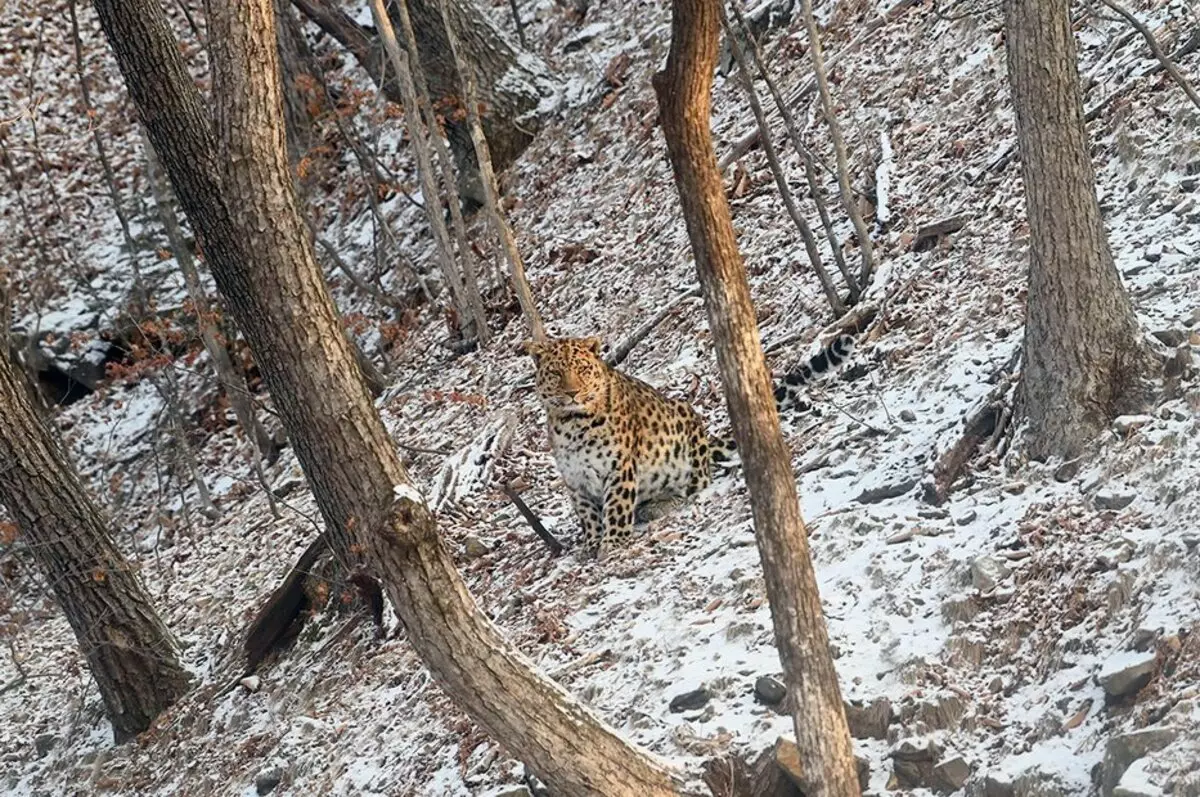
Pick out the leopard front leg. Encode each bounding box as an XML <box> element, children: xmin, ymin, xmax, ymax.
<box><xmin>568</xmin><ymin>489</ymin><xmax>605</xmax><ymax>557</ymax></box>
<box><xmin>600</xmin><ymin>462</ymin><xmax>638</xmax><ymax>556</ymax></box>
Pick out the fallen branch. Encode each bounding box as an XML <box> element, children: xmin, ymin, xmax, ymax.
<box><xmin>502</xmin><ymin>483</ymin><xmax>565</xmax><ymax>555</ymax></box>
<box><xmin>606</xmin><ymin>285</ymin><xmax>702</xmax><ymax>368</ymax></box>
<box><xmin>1097</xmin><ymin>0</ymin><xmax>1200</xmax><ymax>111</ymax></box>
<box><xmin>243</xmin><ymin>531</ymin><xmax>330</xmax><ymax>673</ymax></box>
<box><xmin>911</xmin><ymin>213</ymin><xmax>971</xmax><ymax>251</ymax></box>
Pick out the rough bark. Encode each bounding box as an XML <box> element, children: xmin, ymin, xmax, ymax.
<box><xmin>92</xmin><ymin>0</ymin><xmax>682</xmax><ymax>793</ymax></box>
<box><xmin>0</xmin><ymin>353</ymin><xmax>189</xmax><ymax>742</ymax></box>
<box><xmin>275</xmin><ymin>0</ymin><xmax>317</xmax><ymax>166</ymax></box>
<box><xmin>290</xmin><ymin>0</ymin><xmax>556</xmax><ymax>204</ymax></box>
<box><xmin>1004</xmin><ymin>0</ymin><xmax>1155</xmax><ymax>461</ymax></box>
<box><xmin>652</xmin><ymin>1</ymin><xmax>859</xmax><ymax>796</ymax></box>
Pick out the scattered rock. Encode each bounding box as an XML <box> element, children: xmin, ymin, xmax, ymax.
<box><xmin>774</xmin><ymin>737</ymin><xmax>805</xmax><ymax>788</ymax></box>
<box><xmin>900</xmin><ymin>409</ymin><xmax>917</xmax><ymax>422</ymax></box>
<box><xmin>1100</xmin><ymin>727</ymin><xmax>1179</xmax><ymax>796</ymax></box>
<box><xmin>255</xmin><ymin>768</ymin><xmax>284</xmax><ymax>795</ymax></box>
<box><xmin>1131</xmin><ymin>628</ymin><xmax>1158</xmax><ymax>652</ymax></box>
<box><xmin>463</xmin><ymin>536</ymin><xmax>490</xmax><ymax>558</ymax></box>
<box><xmin>1054</xmin><ymin>460</ymin><xmax>1081</xmax><ymax>482</ymax></box>
<box><xmin>563</xmin><ymin>22</ymin><xmax>609</xmax><ymax>52</ymax></box>
<box><xmin>240</xmin><ymin>675</ymin><xmax>261</xmax><ymax>693</ymax></box>
<box><xmin>1098</xmin><ymin>650</ymin><xmax>1158</xmax><ymax>700</ymax></box>
<box><xmin>1114</xmin><ymin>414</ymin><xmax>1155</xmax><ymax>434</ymax></box>
<box><xmin>971</xmin><ymin>556</ymin><xmax>1011</xmax><ymax>592</ymax></box>
<box><xmin>271</xmin><ymin>477</ymin><xmax>303</xmax><ymax>499</ymax></box>
<box><xmin>856</xmin><ymin>477</ymin><xmax>918</xmax><ymax>504</ymax></box>
<box><xmin>484</xmin><ymin>787</ymin><xmax>534</xmax><ymax>797</ymax></box>
<box><xmin>1095</xmin><ymin>488</ymin><xmax>1137</xmax><ymax>512</ymax></box>
<box><xmin>1013</xmin><ymin>770</ymin><xmax>1068</xmax><ymax>797</ymax></box>
<box><xmin>1143</xmin><ymin>244</ymin><xmax>1163</xmax><ymax>262</ymax></box>
<box><xmin>891</xmin><ymin>738</ymin><xmax>943</xmax><ymax>789</ymax></box>
<box><xmin>934</xmin><ymin>756</ymin><xmax>973</xmax><ymax>793</ymax></box>
<box><xmin>955</xmin><ymin>509</ymin><xmax>978</xmax><ymax>526</ymax></box>
<box><xmin>754</xmin><ymin>675</ymin><xmax>787</xmax><ymax>706</ymax></box>
<box><xmin>919</xmin><ymin>507</ymin><xmax>949</xmax><ymax>519</ymax></box>
<box><xmin>983</xmin><ymin>774</ymin><xmax>1016</xmax><ymax>797</ymax></box>
<box><xmin>915</xmin><ymin>694</ymin><xmax>967</xmax><ymax>732</ymax></box>
<box><xmin>34</xmin><ymin>733</ymin><xmax>58</xmax><ymax>759</ymax></box>
<box><xmin>844</xmin><ymin>697</ymin><xmax>892</xmax><ymax>740</ymax></box>
<box><xmin>669</xmin><ymin>687</ymin><xmax>711</xmax><ymax>712</ymax></box>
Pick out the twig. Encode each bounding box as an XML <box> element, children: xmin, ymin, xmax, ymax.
<box><xmin>507</xmin><ymin>0</ymin><xmax>528</xmax><ymax>47</ymax></box>
<box><xmin>720</xmin><ymin>6</ymin><xmax>846</xmax><ymax>316</ymax></box>
<box><xmin>606</xmin><ymin>286</ymin><xmax>702</xmax><ymax>368</ymax></box>
<box><xmin>502</xmin><ymin>484</ymin><xmax>564</xmax><ymax>555</ymax></box>
<box><xmin>1097</xmin><ymin>0</ymin><xmax>1200</xmax><ymax>111</ymax></box>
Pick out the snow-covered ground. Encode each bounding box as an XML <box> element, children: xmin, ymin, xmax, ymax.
<box><xmin>2</xmin><ymin>0</ymin><xmax>1199</xmax><ymax>794</ymax></box>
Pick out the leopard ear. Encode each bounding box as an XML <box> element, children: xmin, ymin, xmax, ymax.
<box><xmin>519</xmin><ymin>340</ymin><xmax>545</xmax><ymax>358</ymax></box>
<box><xmin>583</xmin><ymin>337</ymin><xmax>603</xmax><ymax>356</ymax></box>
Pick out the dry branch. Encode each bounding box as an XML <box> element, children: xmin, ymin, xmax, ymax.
<box><xmin>502</xmin><ymin>483</ymin><xmax>564</xmax><ymax>555</ymax></box>
<box><xmin>606</xmin><ymin>285</ymin><xmax>702</xmax><ymax>368</ymax></box>
<box><xmin>1097</xmin><ymin>0</ymin><xmax>1200</xmax><ymax>111</ymax></box>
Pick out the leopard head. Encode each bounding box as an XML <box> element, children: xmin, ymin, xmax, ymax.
<box><xmin>521</xmin><ymin>336</ymin><xmax>608</xmax><ymax>410</ymax></box>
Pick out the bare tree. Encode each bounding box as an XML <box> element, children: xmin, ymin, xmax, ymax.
<box><xmin>653</xmin><ymin>0</ymin><xmax>859</xmax><ymax>795</ymax></box>
<box><xmin>0</xmin><ymin>352</ymin><xmax>189</xmax><ymax>741</ymax></box>
<box><xmin>1004</xmin><ymin>0</ymin><xmax>1157</xmax><ymax>460</ymax></box>
<box><xmin>92</xmin><ymin>0</ymin><xmax>684</xmax><ymax>791</ymax></box>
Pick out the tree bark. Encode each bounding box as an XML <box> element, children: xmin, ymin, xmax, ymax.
<box><xmin>652</xmin><ymin>1</ymin><xmax>859</xmax><ymax>796</ymax></box>
<box><xmin>274</xmin><ymin>0</ymin><xmax>317</xmax><ymax>166</ymax></box>
<box><xmin>290</xmin><ymin>0</ymin><xmax>556</xmax><ymax>204</ymax></box>
<box><xmin>93</xmin><ymin>0</ymin><xmax>682</xmax><ymax>793</ymax></box>
<box><xmin>1004</xmin><ymin>0</ymin><xmax>1155</xmax><ymax>461</ymax></box>
<box><xmin>0</xmin><ymin>353</ymin><xmax>189</xmax><ymax>742</ymax></box>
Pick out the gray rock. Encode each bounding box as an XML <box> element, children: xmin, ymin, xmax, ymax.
<box><xmin>1114</xmin><ymin>414</ymin><xmax>1155</xmax><ymax>434</ymax></box>
<box><xmin>971</xmin><ymin>556</ymin><xmax>1011</xmax><ymax>592</ymax></box>
<box><xmin>1100</xmin><ymin>727</ymin><xmax>1179</xmax><ymax>796</ymax></box>
<box><xmin>487</xmin><ymin>787</ymin><xmax>534</xmax><ymax>797</ymax></box>
<box><xmin>934</xmin><ymin>756</ymin><xmax>973</xmax><ymax>793</ymax></box>
<box><xmin>982</xmin><ymin>775</ymin><xmax>1015</xmax><ymax>797</ymax></box>
<box><xmin>891</xmin><ymin>738</ymin><xmax>943</xmax><ymax>789</ymax></box>
<box><xmin>669</xmin><ymin>687</ymin><xmax>711</xmax><ymax>712</ymax></box>
<box><xmin>463</xmin><ymin>535</ymin><xmax>490</xmax><ymax>558</ymax></box>
<box><xmin>754</xmin><ymin>675</ymin><xmax>787</xmax><ymax>706</ymax></box>
<box><xmin>34</xmin><ymin>733</ymin><xmax>58</xmax><ymax>759</ymax></box>
<box><xmin>900</xmin><ymin>409</ymin><xmax>917</xmax><ymax>422</ymax></box>
<box><xmin>845</xmin><ymin>697</ymin><xmax>892</xmax><ymax>740</ymax></box>
<box><xmin>856</xmin><ymin>477</ymin><xmax>918</xmax><ymax>504</ymax></box>
<box><xmin>1095</xmin><ymin>488</ymin><xmax>1137</xmax><ymax>511</ymax></box>
<box><xmin>955</xmin><ymin>509</ymin><xmax>978</xmax><ymax>526</ymax></box>
<box><xmin>255</xmin><ymin>768</ymin><xmax>284</xmax><ymax>795</ymax></box>
<box><xmin>1098</xmin><ymin>651</ymin><xmax>1158</xmax><ymax>699</ymax></box>
<box><xmin>1013</xmin><ymin>770</ymin><xmax>1068</xmax><ymax>797</ymax></box>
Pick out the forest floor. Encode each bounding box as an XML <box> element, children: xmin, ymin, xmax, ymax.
<box><xmin>2</xmin><ymin>0</ymin><xmax>1200</xmax><ymax>794</ymax></box>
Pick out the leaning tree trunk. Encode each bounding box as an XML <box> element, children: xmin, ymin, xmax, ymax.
<box><xmin>290</xmin><ymin>0</ymin><xmax>556</xmax><ymax>205</ymax></box>
<box><xmin>274</xmin><ymin>0</ymin><xmax>317</xmax><ymax>167</ymax></box>
<box><xmin>1004</xmin><ymin>0</ymin><xmax>1155</xmax><ymax>461</ymax></box>
<box><xmin>0</xmin><ymin>353</ymin><xmax>189</xmax><ymax>742</ymax></box>
<box><xmin>93</xmin><ymin>0</ymin><xmax>681</xmax><ymax>793</ymax></box>
<box><xmin>653</xmin><ymin>0</ymin><xmax>859</xmax><ymax>795</ymax></box>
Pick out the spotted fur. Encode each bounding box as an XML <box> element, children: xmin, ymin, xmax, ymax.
<box><xmin>522</xmin><ymin>335</ymin><xmax>854</xmax><ymax>555</ymax></box>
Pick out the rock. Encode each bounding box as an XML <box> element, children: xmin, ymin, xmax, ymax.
<box><xmin>669</xmin><ymin>687</ymin><xmax>711</xmax><ymax>712</ymax></box>
<box><xmin>919</xmin><ymin>508</ymin><xmax>949</xmax><ymax>519</ymax></box>
<box><xmin>856</xmin><ymin>477</ymin><xmax>918</xmax><ymax>504</ymax></box>
<box><xmin>955</xmin><ymin>509</ymin><xmax>978</xmax><ymax>526</ymax></box>
<box><xmin>844</xmin><ymin>697</ymin><xmax>892</xmax><ymax>739</ymax></box>
<box><xmin>1054</xmin><ymin>460</ymin><xmax>1080</xmax><ymax>482</ymax></box>
<box><xmin>240</xmin><ymin>675</ymin><xmax>261</xmax><ymax>693</ymax></box>
<box><xmin>900</xmin><ymin>409</ymin><xmax>917</xmax><ymax>422</ymax></box>
<box><xmin>1013</xmin><ymin>770</ymin><xmax>1067</xmax><ymax>797</ymax></box>
<box><xmin>255</xmin><ymin>768</ymin><xmax>284</xmax><ymax>795</ymax></box>
<box><xmin>891</xmin><ymin>738</ymin><xmax>943</xmax><ymax>789</ymax></box>
<box><xmin>754</xmin><ymin>675</ymin><xmax>787</xmax><ymax>706</ymax></box>
<box><xmin>983</xmin><ymin>774</ymin><xmax>1016</xmax><ymax>797</ymax></box>
<box><xmin>484</xmin><ymin>787</ymin><xmax>534</xmax><ymax>797</ymax></box>
<box><xmin>1114</xmin><ymin>414</ymin><xmax>1155</xmax><ymax>434</ymax></box>
<box><xmin>463</xmin><ymin>535</ymin><xmax>490</xmax><ymax>558</ymax></box>
<box><xmin>971</xmin><ymin>556</ymin><xmax>1011</xmax><ymax>592</ymax></box>
<box><xmin>915</xmin><ymin>694</ymin><xmax>967</xmax><ymax>732</ymax></box>
<box><xmin>563</xmin><ymin>22</ymin><xmax>609</xmax><ymax>52</ymax></box>
<box><xmin>934</xmin><ymin>756</ymin><xmax>972</xmax><ymax>793</ymax></box>
<box><xmin>1100</xmin><ymin>727</ymin><xmax>1179</xmax><ymax>796</ymax></box>
<box><xmin>774</xmin><ymin>737</ymin><xmax>805</xmax><ymax>788</ymax></box>
<box><xmin>856</xmin><ymin>756</ymin><xmax>871</xmax><ymax>792</ymax></box>
<box><xmin>1095</xmin><ymin>488</ymin><xmax>1137</xmax><ymax>512</ymax></box>
<box><xmin>1098</xmin><ymin>651</ymin><xmax>1158</xmax><ymax>699</ymax></box>
<box><xmin>34</xmin><ymin>733</ymin><xmax>58</xmax><ymax>759</ymax></box>
<box><xmin>1144</xmin><ymin>244</ymin><xmax>1163</xmax><ymax>262</ymax></box>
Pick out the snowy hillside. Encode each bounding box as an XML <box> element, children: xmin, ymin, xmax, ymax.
<box><xmin>1</xmin><ymin>0</ymin><xmax>1198</xmax><ymax>794</ymax></box>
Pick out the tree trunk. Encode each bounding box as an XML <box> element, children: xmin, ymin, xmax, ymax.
<box><xmin>1004</xmin><ymin>0</ymin><xmax>1155</xmax><ymax>461</ymax></box>
<box><xmin>652</xmin><ymin>1</ymin><xmax>859</xmax><ymax>796</ymax></box>
<box><xmin>290</xmin><ymin>0</ymin><xmax>556</xmax><ymax>205</ymax></box>
<box><xmin>93</xmin><ymin>0</ymin><xmax>682</xmax><ymax>793</ymax></box>
<box><xmin>0</xmin><ymin>353</ymin><xmax>189</xmax><ymax>742</ymax></box>
<box><xmin>274</xmin><ymin>0</ymin><xmax>317</xmax><ymax>167</ymax></box>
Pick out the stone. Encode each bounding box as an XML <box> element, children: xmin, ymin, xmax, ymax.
<box><xmin>900</xmin><ymin>409</ymin><xmax>917</xmax><ymax>422</ymax></box>
<box><xmin>983</xmin><ymin>774</ymin><xmax>1016</xmax><ymax>797</ymax></box>
<box><xmin>844</xmin><ymin>697</ymin><xmax>892</xmax><ymax>739</ymax></box>
<box><xmin>240</xmin><ymin>675</ymin><xmax>261</xmax><ymax>693</ymax></box>
<box><xmin>891</xmin><ymin>738</ymin><xmax>943</xmax><ymax>789</ymax></box>
<box><xmin>971</xmin><ymin>556</ymin><xmax>1011</xmax><ymax>592</ymax></box>
<box><xmin>856</xmin><ymin>477</ymin><xmax>918</xmax><ymax>504</ymax></box>
<box><xmin>774</xmin><ymin>737</ymin><xmax>805</xmax><ymax>788</ymax></box>
<box><xmin>1144</xmin><ymin>244</ymin><xmax>1163</xmax><ymax>262</ymax></box>
<box><xmin>34</xmin><ymin>733</ymin><xmax>58</xmax><ymax>759</ymax></box>
<box><xmin>1114</xmin><ymin>414</ymin><xmax>1155</xmax><ymax>434</ymax></box>
<box><xmin>933</xmin><ymin>756</ymin><xmax>972</xmax><ymax>793</ymax></box>
<box><xmin>463</xmin><ymin>536</ymin><xmax>490</xmax><ymax>558</ymax></box>
<box><xmin>916</xmin><ymin>694</ymin><xmax>967</xmax><ymax>732</ymax></box>
<box><xmin>1098</xmin><ymin>651</ymin><xmax>1158</xmax><ymax>699</ymax></box>
<box><xmin>255</xmin><ymin>768</ymin><xmax>284</xmax><ymax>795</ymax></box>
<box><xmin>955</xmin><ymin>509</ymin><xmax>978</xmax><ymax>526</ymax></box>
<box><xmin>1013</xmin><ymin>770</ymin><xmax>1067</xmax><ymax>797</ymax></box>
<box><xmin>1100</xmin><ymin>727</ymin><xmax>1179</xmax><ymax>796</ymax></box>
<box><xmin>484</xmin><ymin>787</ymin><xmax>534</xmax><ymax>797</ymax></box>
<box><xmin>1054</xmin><ymin>460</ymin><xmax>1080</xmax><ymax>482</ymax></box>
<box><xmin>1095</xmin><ymin>488</ymin><xmax>1137</xmax><ymax>512</ymax></box>
<box><xmin>669</xmin><ymin>687</ymin><xmax>711</xmax><ymax>712</ymax></box>
<box><xmin>754</xmin><ymin>675</ymin><xmax>787</xmax><ymax>706</ymax></box>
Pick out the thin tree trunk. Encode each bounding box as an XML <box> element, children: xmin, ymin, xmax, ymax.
<box><xmin>438</xmin><ymin>0</ymin><xmax>546</xmax><ymax>341</ymax></box>
<box><xmin>93</xmin><ymin>0</ymin><xmax>683</xmax><ymax>791</ymax></box>
<box><xmin>369</xmin><ymin>0</ymin><xmax>487</xmax><ymax>344</ymax></box>
<box><xmin>652</xmin><ymin>1</ymin><xmax>858</xmax><ymax>796</ymax></box>
<box><xmin>1004</xmin><ymin>0</ymin><xmax>1155</xmax><ymax>460</ymax></box>
<box><xmin>0</xmin><ymin>352</ymin><xmax>189</xmax><ymax>742</ymax></box>
<box><xmin>719</xmin><ymin>6</ymin><xmax>845</xmax><ymax>316</ymax></box>
<box><xmin>274</xmin><ymin>0</ymin><xmax>317</xmax><ymax>166</ymax></box>
<box><xmin>799</xmin><ymin>0</ymin><xmax>876</xmax><ymax>288</ymax></box>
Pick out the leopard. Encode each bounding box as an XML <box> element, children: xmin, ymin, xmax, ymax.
<box><xmin>521</xmin><ymin>333</ymin><xmax>854</xmax><ymax>556</ymax></box>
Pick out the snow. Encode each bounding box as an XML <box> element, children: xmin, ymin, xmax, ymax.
<box><xmin>2</xmin><ymin>0</ymin><xmax>1200</xmax><ymax>794</ymax></box>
